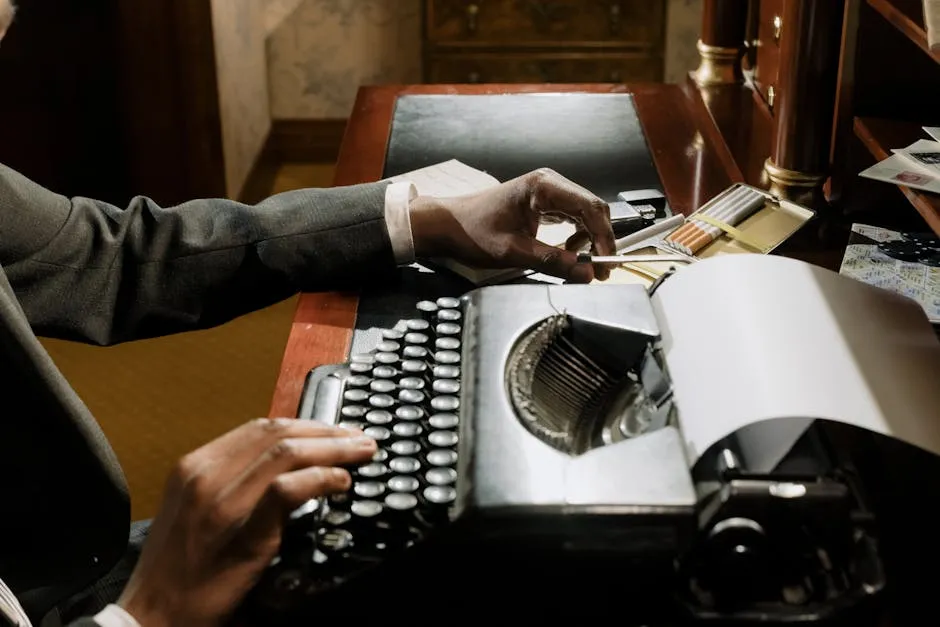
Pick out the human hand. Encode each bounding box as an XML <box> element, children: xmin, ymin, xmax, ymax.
<box><xmin>408</xmin><ymin>168</ymin><xmax>617</xmax><ymax>282</ymax></box>
<box><xmin>117</xmin><ymin>419</ymin><xmax>377</xmax><ymax>627</ymax></box>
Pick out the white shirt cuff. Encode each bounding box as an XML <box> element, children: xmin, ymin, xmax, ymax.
<box><xmin>93</xmin><ymin>604</ymin><xmax>142</xmax><ymax>627</ymax></box>
<box><xmin>384</xmin><ymin>181</ymin><xmax>417</xmax><ymax>265</ymax></box>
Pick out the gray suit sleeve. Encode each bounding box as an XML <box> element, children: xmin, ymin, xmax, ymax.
<box><xmin>0</xmin><ymin>163</ymin><xmax>397</xmax><ymax>344</ymax></box>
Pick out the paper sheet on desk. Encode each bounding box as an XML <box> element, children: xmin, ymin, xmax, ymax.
<box><xmin>650</xmin><ymin>254</ymin><xmax>940</xmax><ymax>473</ymax></box>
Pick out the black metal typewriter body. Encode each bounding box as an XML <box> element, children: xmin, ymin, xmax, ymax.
<box><xmin>245</xmin><ymin>283</ymin><xmax>886</xmax><ymax>625</ymax></box>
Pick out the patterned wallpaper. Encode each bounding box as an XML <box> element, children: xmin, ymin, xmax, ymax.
<box><xmin>266</xmin><ymin>0</ymin><xmax>702</xmax><ymax>120</ymax></box>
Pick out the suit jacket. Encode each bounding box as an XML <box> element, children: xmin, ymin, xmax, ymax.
<box><xmin>0</xmin><ymin>163</ymin><xmax>397</xmax><ymax>624</ymax></box>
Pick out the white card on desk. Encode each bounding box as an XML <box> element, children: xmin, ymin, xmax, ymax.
<box><xmin>858</xmin><ymin>152</ymin><xmax>940</xmax><ymax>194</ymax></box>
<box><xmin>926</xmin><ymin>127</ymin><xmax>940</xmax><ymax>142</ymax></box>
<box><xmin>890</xmin><ymin>139</ymin><xmax>940</xmax><ymax>177</ymax></box>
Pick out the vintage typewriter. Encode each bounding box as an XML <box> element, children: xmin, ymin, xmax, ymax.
<box><xmin>245</xmin><ymin>254</ymin><xmax>940</xmax><ymax>625</ymax></box>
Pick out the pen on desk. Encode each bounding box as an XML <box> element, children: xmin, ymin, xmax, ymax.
<box><xmin>577</xmin><ymin>252</ymin><xmax>691</xmax><ymax>264</ymax></box>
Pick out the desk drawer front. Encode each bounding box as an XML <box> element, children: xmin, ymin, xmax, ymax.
<box><xmin>752</xmin><ymin>0</ymin><xmax>782</xmax><ymax>113</ymax></box>
<box><xmin>427</xmin><ymin>52</ymin><xmax>662</xmax><ymax>83</ymax></box>
<box><xmin>426</xmin><ymin>0</ymin><xmax>665</xmax><ymax>47</ymax></box>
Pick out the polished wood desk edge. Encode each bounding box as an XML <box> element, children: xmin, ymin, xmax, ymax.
<box><xmin>268</xmin><ymin>83</ymin><xmax>739</xmax><ymax>418</ymax></box>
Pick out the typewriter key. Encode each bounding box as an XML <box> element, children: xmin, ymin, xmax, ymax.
<box><xmin>329</xmin><ymin>492</ymin><xmax>350</xmax><ymax>506</ymax></box>
<box><xmin>434</xmin><ymin>350</ymin><xmax>461</xmax><ymax>365</ymax></box>
<box><xmin>382</xmin><ymin>329</ymin><xmax>405</xmax><ymax>341</ymax></box>
<box><xmin>343</xmin><ymin>389</ymin><xmax>369</xmax><ymax>403</ymax></box>
<box><xmin>403</xmin><ymin>345</ymin><xmax>429</xmax><ymax>359</ymax></box>
<box><xmin>435</xmin><ymin>337</ymin><xmax>460</xmax><ymax>351</ymax></box>
<box><xmin>385</xmin><ymin>492</ymin><xmax>419</xmax><ymax>511</ymax></box>
<box><xmin>431</xmin><ymin>396</ymin><xmax>460</xmax><ymax>412</ymax></box>
<box><xmin>388</xmin><ymin>475</ymin><xmax>420</xmax><ymax>493</ymax></box>
<box><xmin>320</xmin><ymin>529</ymin><xmax>353</xmax><ymax>552</ymax></box>
<box><xmin>435</xmin><ymin>322</ymin><xmax>461</xmax><ymax>336</ymax></box>
<box><xmin>324</xmin><ymin>510</ymin><xmax>352</xmax><ymax>526</ymax></box>
<box><xmin>393</xmin><ymin>422</ymin><xmax>423</xmax><ymax>438</ymax></box>
<box><xmin>423</xmin><ymin>485</ymin><xmax>456</xmax><ymax>504</ymax></box>
<box><xmin>368</xmin><ymin>394</ymin><xmax>395</xmax><ymax>409</ymax></box>
<box><xmin>351</xmin><ymin>501</ymin><xmax>384</xmax><ymax>518</ymax></box>
<box><xmin>428</xmin><ymin>431</ymin><xmax>458</xmax><ymax>448</ymax></box>
<box><xmin>338</xmin><ymin>421</ymin><xmax>365</xmax><ymax>431</ymax></box>
<box><xmin>401</xmin><ymin>360</ymin><xmax>428</xmax><ymax>374</ymax></box>
<box><xmin>437</xmin><ymin>309</ymin><xmax>461</xmax><ymax>323</ymax></box>
<box><xmin>364</xmin><ymin>426</ymin><xmax>392</xmax><ymax>441</ymax></box>
<box><xmin>390</xmin><ymin>457</ymin><xmax>421</xmax><ymax>474</ymax></box>
<box><xmin>372</xmin><ymin>448</ymin><xmax>389</xmax><ymax>462</ymax></box>
<box><xmin>398</xmin><ymin>389</ymin><xmax>426</xmax><ymax>405</ymax></box>
<box><xmin>351</xmin><ymin>353</ymin><xmax>375</xmax><ymax>364</ymax></box>
<box><xmin>406</xmin><ymin>319</ymin><xmax>431</xmax><ymax>332</ymax></box>
<box><xmin>354</xmin><ymin>482</ymin><xmax>386</xmax><ymax>499</ymax></box>
<box><xmin>427</xmin><ymin>449</ymin><xmax>458</xmax><ymax>466</ymax></box>
<box><xmin>432</xmin><ymin>379</ymin><xmax>460</xmax><ymax>395</ymax></box>
<box><xmin>399</xmin><ymin>377</ymin><xmax>426</xmax><ymax>391</ymax></box>
<box><xmin>391</xmin><ymin>440</ymin><xmax>422</xmax><ymax>456</ymax></box>
<box><xmin>436</xmin><ymin>297</ymin><xmax>460</xmax><ymax>309</ymax></box>
<box><xmin>376</xmin><ymin>340</ymin><xmax>400</xmax><ymax>353</ymax></box>
<box><xmin>372</xmin><ymin>365</ymin><xmax>398</xmax><ymax>379</ymax></box>
<box><xmin>395</xmin><ymin>406</ymin><xmax>425</xmax><ymax>421</ymax></box>
<box><xmin>341</xmin><ymin>405</ymin><xmax>368</xmax><ymax>419</ymax></box>
<box><xmin>349</xmin><ymin>361</ymin><xmax>372</xmax><ymax>374</ymax></box>
<box><xmin>346</xmin><ymin>375</ymin><xmax>371</xmax><ymax>388</ymax></box>
<box><xmin>375</xmin><ymin>352</ymin><xmax>399</xmax><ymax>365</ymax></box>
<box><xmin>288</xmin><ymin>498</ymin><xmax>321</xmax><ymax>521</ymax></box>
<box><xmin>432</xmin><ymin>365</ymin><xmax>460</xmax><ymax>379</ymax></box>
<box><xmin>404</xmin><ymin>332</ymin><xmax>430</xmax><ymax>346</ymax></box>
<box><xmin>429</xmin><ymin>413</ymin><xmax>459</xmax><ymax>430</ymax></box>
<box><xmin>902</xmin><ymin>232</ymin><xmax>940</xmax><ymax>248</ymax></box>
<box><xmin>358</xmin><ymin>463</ymin><xmax>389</xmax><ymax>478</ymax></box>
<box><xmin>370</xmin><ymin>379</ymin><xmax>396</xmax><ymax>394</ymax></box>
<box><xmin>416</xmin><ymin>300</ymin><xmax>439</xmax><ymax>315</ymax></box>
<box><xmin>426</xmin><ymin>468</ymin><xmax>457</xmax><ymax>486</ymax></box>
<box><xmin>366</xmin><ymin>410</ymin><xmax>393</xmax><ymax>425</ymax></box>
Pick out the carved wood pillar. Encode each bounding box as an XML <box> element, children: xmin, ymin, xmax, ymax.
<box><xmin>692</xmin><ymin>0</ymin><xmax>750</xmax><ymax>86</ymax></box>
<box><xmin>763</xmin><ymin>0</ymin><xmax>845</xmax><ymax>204</ymax></box>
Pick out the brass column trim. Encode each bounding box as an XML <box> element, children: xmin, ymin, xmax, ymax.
<box><xmin>691</xmin><ymin>40</ymin><xmax>743</xmax><ymax>86</ymax></box>
<box><xmin>763</xmin><ymin>158</ymin><xmax>827</xmax><ymax>205</ymax></box>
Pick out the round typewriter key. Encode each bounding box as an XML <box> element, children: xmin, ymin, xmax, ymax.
<box><xmin>346</xmin><ymin>375</ymin><xmax>371</xmax><ymax>388</ymax></box>
<box><xmin>423</xmin><ymin>485</ymin><xmax>456</xmax><ymax>504</ymax></box>
<box><xmin>393</xmin><ymin>422</ymin><xmax>424</xmax><ymax>438</ymax></box>
<box><xmin>351</xmin><ymin>501</ymin><xmax>383</xmax><ymax>518</ymax></box>
<box><xmin>416</xmin><ymin>300</ymin><xmax>438</xmax><ymax>314</ymax></box>
<box><xmin>376</xmin><ymin>340</ymin><xmax>401</xmax><ymax>354</ymax></box>
<box><xmin>431</xmin><ymin>396</ymin><xmax>460</xmax><ymax>412</ymax></box>
<box><xmin>902</xmin><ymin>232</ymin><xmax>940</xmax><ymax>247</ymax></box>
<box><xmin>382</xmin><ymin>329</ymin><xmax>404</xmax><ymax>341</ymax></box>
<box><xmin>432</xmin><ymin>365</ymin><xmax>460</xmax><ymax>379</ymax></box>
<box><xmin>387</xmin><ymin>475</ymin><xmax>420</xmax><ymax>493</ymax></box>
<box><xmin>404</xmin><ymin>332</ymin><xmax>430</xmax><ymax>346</ymax></box>
<box><xmin>432</xmin><ymin>379</ymin><xmax>460</xmax><ymax>395</ymax></box>
<box><xmin>369</xmin><ymin>379</ymin><xmax>396</xmax><ymax>394</ymax></box>
<box><xmin>319</xmin><ymin>528</ymin><xmax>353</xmax><ymax>552</ymax></box>
<box><xmin>399</xmin><ymin>377</ymin><xmax>426</xmax><ymax>391</ymax></box>
<box><xmin>403</xmin><ymin>345</ymin><xmax>429</xmax><ymax>359</ymax></box>
<box><xmin>395</xmin><ymin>405</ymin><xmax>425</xmax><ymax>421</ymax></box>
<box><xmin>324</xmin><ymin>510</ymin><xmax>352</xmax><ymax>526</ymax></box>
<box><xmin>289</xmin><ymin>498</ymin><xmax>321</xmax><ymax>521</ymax></box>
<box><xmin>349</xmin><ymin>361</ymin><xmax>372</xmax><ymax>374</ymax></box>
<box><xmin>435</xmin><ymin>337</ymin><xmax>460</xmax><ymax>351</ymax></box>
<box><xmin>878</xmin><ymin>241</ymin><xmax>922</xmax><ymax>261</ymax></box>
<box><xmin>372</xmin><ymin>448</ymin><xmax>389</xmax><ymax>462</ymax></box>
<box><xmin>391</xmin><ymin>440</ymin><xmax>422</xmax><ymax>456</ymax></box>
<box><xmin>354</xmin><ymin>481</ymin><xmax>386</xmax><ymax>499</ymax></box>
<box><xmin>426</xmin><ymin>467</ymin><xmax>457</xmax><ymax>486</ymax></box>
<box><xmin>435</xmin><ymin>322</ymin><xmax>461</xmax><ymax>336</ymax></box>
<box><xmin>366</xmin><ymin>409</ymin><xmax>393</xmax><ymax>425</ymax></box>
<box><xmin>372</xmin><ymin>365</ymin><xmax>398</xmax><ymax>379</ymax></box>
<box><xmin>428</xmin><ymin>430</ymin><xmax>458</xmax><ymax>447</ymax></box>
<box><xmin>343</xmin><ymin>389</ymin><xmax>368</xmax><ymax>403</ymax></box>
<box><xmin>427</xmin><ymin>449</ymin><xmax>458</xmax><ymax>467</ymax></box>
<box><xmin>337</xmin><ymin>420</ymin><xmax>365</xmax><ymax>431</ymax></box>
<box><xmin>434</xmin><ymin>350</ymin><xmax>461</xmax><ymax>365</ymax></box>
<box><xmin>350</xmin><ymin>353</ymin><xmax>375</xmax><ymax>364</ymax></box>
<box><xmin>429</xmin><ymin>413</ymin><xmax>459</xmax><ymax>430</ymax></box>
<box><xmin>406</xmin><ymin>319</ymin><xmax>430</xmax><ymax>332</ymax></box>
<box><xmin>436</xmin><ymin>297</ymin><xmax>460</xmax><ymax>309</ymax></box>
<box><xmin>357</xmin><ymin>463</ymin><xmax>388</xmax><ymax>478</ymax></box>
<box><xmin>401</xmin><ymin>360</ymin><xmax>428</xmax><ymax>374</ymax></box>
<box><xmin>369</xmin><ymin>394</ymin><xmax>395</xmax><ymax>409</ymax></box>
<box><xmin>364</xmin><ymin>426</ymin><xmax>392</xmax><ymax>441</ymax></box>
<box><xmin>398</xmin><ymin>389</ymin><xmax>426</xmax><ymax>405</ymax></box>
<box><xmin>329</xmin><ymin>492</ymin><xmax>349</xmax><ymax>506</ymax></box>
<box><xmin>390</xmin><ymin>457</ymin><xmax>421</xmax><ymax>474</ymax></box>
<box><xmin>341</xmin><ymin>405</ymin><xmax>368</xmax><ymax>419</ymax></box>
<box><xmin>438</xmin><ymin>309</ymin><xmax>461</xmax><ymax>323</ymax></box>
<box><xmin>385</xmin><ymin>492</ymin><xmax>419</xmax><ymax>511</ymax></box>
<box><xmin>375</xmin><ymin>352</ymin><xmax>399</xmax><ymax>365</ymax></box>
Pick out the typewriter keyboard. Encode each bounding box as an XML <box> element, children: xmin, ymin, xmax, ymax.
<box><xmin>260</xmin><ymin>296</ymin><xmax>464</xmax><ymax>605</ymax></box>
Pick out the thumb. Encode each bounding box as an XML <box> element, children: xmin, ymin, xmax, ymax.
<box><xmin>514</xmin><ymin>239</ymin><xmax>594</xmax><ymax>283</ymax></box>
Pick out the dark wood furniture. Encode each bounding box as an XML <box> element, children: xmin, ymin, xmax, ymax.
<box><xmin>267</xmin><ymin>81</ymin><xmax>745</xmax><ymax>419</ymax></box>
<box><xmin>422</xmin><ymin>1</ymin><xmax>667</xmax><ymax>84</ymax></box>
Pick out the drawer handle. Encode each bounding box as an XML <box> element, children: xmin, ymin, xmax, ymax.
<box><xmin>767</xmin><ymin>84</ymin><xmax>776</xmax><ymax>110</ymax></box>
<box><xmin>609</xmin><ymin>3</ymin><xmax>621</xmax><ymax>35</ymax></box>
<box><xmin>773</xmin><ymin>14</ymin><xmax>782</xmax><ymax>42</ymax></box>
<box><xmin>466</xmin><ymin>3</ymin><xmax>479</xmax><ymax>33</ymax></box>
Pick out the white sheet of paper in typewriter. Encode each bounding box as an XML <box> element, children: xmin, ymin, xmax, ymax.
<box><xmin>650</xmin><ymin>254</ymin><xmax>940</xmax><ymax>473</ymax></box>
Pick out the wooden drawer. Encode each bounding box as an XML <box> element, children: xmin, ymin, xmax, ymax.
<box><xmin>425</xmin><ymin>0</ymin><xmax>665</xmax><ymax>48</ymax></box>
<box><xmin>426</xmin><ymin>52</ymin><xmax>662</xmax><ymax>83</ymax></box>
<box><xmin>753</xmin><ymin>0</ymin><xmax>783</xmax><ymax>112</ymax></box>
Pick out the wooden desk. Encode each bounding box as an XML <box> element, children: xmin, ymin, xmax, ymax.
<box><xmin>267</xmin><ymin>83</ymin><xmax>742</xmax><ymax>419</ymax></box>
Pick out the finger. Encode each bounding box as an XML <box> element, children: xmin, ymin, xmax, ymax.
<box><xmin>509</xmin><ymin>238</ymin><xmax>594</xmax><ymax>283</ymax></box>
<box><xmin>564</xmin><ymin>229</ymin><xmax>591</xmax><ymax>252</ymax></box>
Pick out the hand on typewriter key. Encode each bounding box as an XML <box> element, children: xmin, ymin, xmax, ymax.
<box><xmin>116</xmin><ymin>418</ymin><xmax>377</xmax><ymax>627</ymax></box>
<box><xmin>409</xmin><ymin>167</ymin><xmax>617</xmax><ymax>282</ymax></box>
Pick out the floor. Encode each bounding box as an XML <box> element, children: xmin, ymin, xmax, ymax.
<box><xmin>40</xmin><ymin>161</ymin><xmax>336</xmax><ymax>520</ymax></box>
